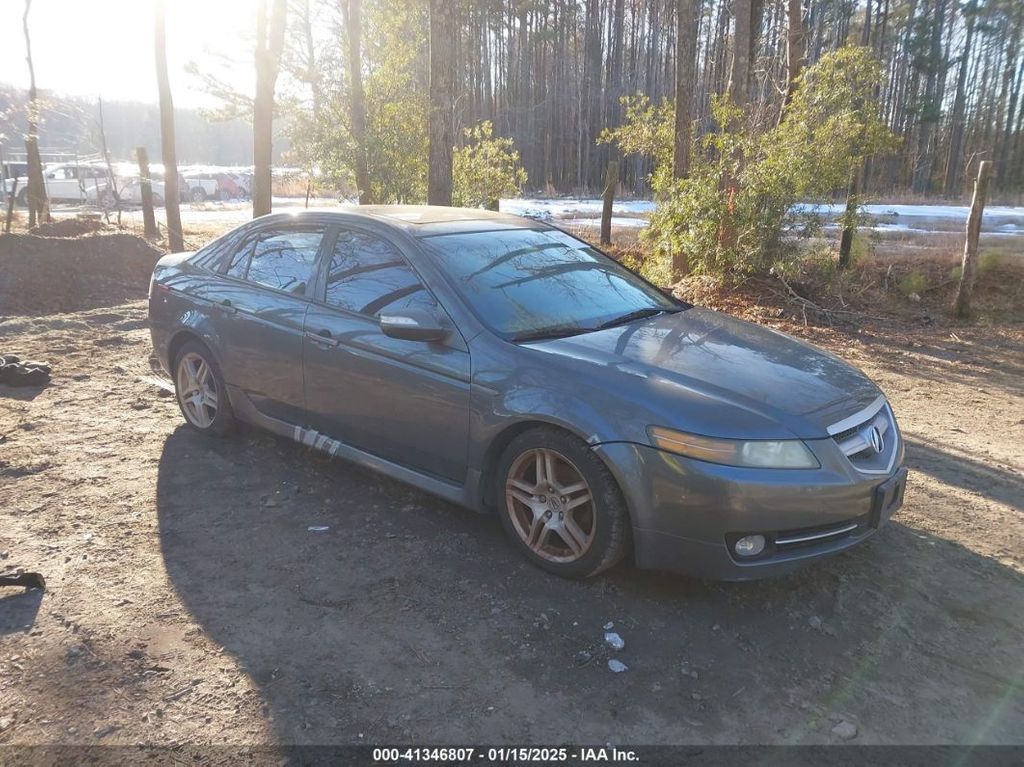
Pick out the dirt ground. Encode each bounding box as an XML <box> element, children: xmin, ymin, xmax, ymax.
<box><xmin>0</xmin><ymin>229</ymin><xmax>1022</xmax><ymax>748</ymax></box>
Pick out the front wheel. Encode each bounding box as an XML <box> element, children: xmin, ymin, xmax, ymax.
<box><xmin>173</xmin><ymin>341</ymin><xmax>234</xmax><ymax>436</ymax></box>
<box><xmin>496</xmin><ymin>427</ymin><xmax>630</xmax><ymax>578</ymax></box>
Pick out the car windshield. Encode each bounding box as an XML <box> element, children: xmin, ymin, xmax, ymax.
<box><xmin>421</xmin><ymin>228</ymin><xmax>683</xmax><ymax>341</ymax></box>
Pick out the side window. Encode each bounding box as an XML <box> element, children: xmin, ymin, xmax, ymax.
<box><xmin>226</xmin><ymin>238</ymin><xmax>255</xmax><ymax>279</ymax></box>
<box><xmin>226</xmin><ymin>229</ymin><xmax>323</xmax><ymax>294</ymax></box>
<box><xmin>324</xmin><ymin>231</ymin><xmax>435</xmax><ymax>317</ymax></box>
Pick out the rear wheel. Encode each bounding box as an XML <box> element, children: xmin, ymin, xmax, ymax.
<box><xmin>190</xmin><ymin>187</ymin><xmax>207</xmax><ymax>203</ymax></box>
<box><xmin>173</xmin><ymin>341</ymin><xmax>234</xmax><ymax>436</ymax></box>
<box><xmin>496</xmin><ymin>427</ymin><xmax>629</xmax><ymax>578</ymax></box>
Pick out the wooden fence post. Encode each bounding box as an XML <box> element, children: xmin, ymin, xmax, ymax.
<box><xmin>953</xmin><ymin>160</ymin><xmax>991</xmax><ymax>319</ymax></box>
<box><xmin>136</xmin><ymin>147</ymin><xmax>158</xmax><ymax>238</ymax></box>
<box><xmin>4</xmin><ymin>176</ymin><xmax>17</xmax><ymax>234</ymax></box>
<box><xmin>601</xmin><ymin>160</ymin><xmax>618</xmax><ymax>246</ymax></box>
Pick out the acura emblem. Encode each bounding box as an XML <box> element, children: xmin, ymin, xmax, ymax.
<box><xmin>866</xmin><ymin>426</ymin><xmax>885</xmax><ymax>454</ymax></box>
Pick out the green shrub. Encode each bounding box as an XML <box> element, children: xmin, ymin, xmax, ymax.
<box><xmin>602</xmin><ymin>47</ymin><xmax>898</xmax><ymax>281</ymax></box>
<box><xmin>453</xmin><ymin>121</ymin><xmax>527</xmax><ymax>209</ymax></box>
<box><xmin>898</xmin><ymin>271</ymin><xmax>928</xmax><ymax>296</ymax></box>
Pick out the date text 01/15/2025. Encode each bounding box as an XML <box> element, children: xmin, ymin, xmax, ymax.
<box><xmin>373</xmin><ymin>747</ymin><xmax>640</xmax><ymax>762</ymax></box>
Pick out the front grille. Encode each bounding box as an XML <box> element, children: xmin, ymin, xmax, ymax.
<box><xmin>828</xmin><ymin>396</ymin><xmax>900</xmax><ymax>474</ymax></box>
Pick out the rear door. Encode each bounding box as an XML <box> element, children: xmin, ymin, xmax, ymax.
<box><xmin>203</xmin><ymin>224</ymin><xmax>328</xmax><ymax>425</ymax></box>
<box><xmin>302</xmin><ymin>227</ymin><xmax>471</xmax><ymax>483</ymax></box>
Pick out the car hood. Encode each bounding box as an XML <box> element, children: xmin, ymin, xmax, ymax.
<box><xmin>523</xmin><ymin>307</ymin><xmax>882</xmax><ymax>439</ymax></box>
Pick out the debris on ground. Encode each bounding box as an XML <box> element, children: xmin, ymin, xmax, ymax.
<box><xmin>607</xmin><ymin>659</ymin><xmax>628</xmax><ymax>673</ymax></box>
<box><xmin>0</xmin><ymin>571</ymin><xmax>46</xmax><ymax>590</ymax></box>
<box><xmin>307</xmin><ymin>525</ymin><xmax>329</xmax><ymax>533</ymax></box>
<box><xmin>0</xmin><ymin>354</ymin><xmax>51</xmax><ymax>387</ymax></box>
<box><xmin>831</xmin><ymin>720</ymin><xmax>859</xmax><ymax>740</ymax></box>
<box><xmin>604</xmin><ymin>631</ymin><xmax>625</xmax><ymax>650</ymax></box>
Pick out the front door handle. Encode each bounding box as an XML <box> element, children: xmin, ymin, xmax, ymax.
<box><xmin>305</xmin><ymin>329</ymin><xmax>340</xmax><ymax>348</ymax></box>
<box><xmin>216</xmin><ymin>299</ymin><xmax>237</xmax><ymax>315</ymax></box>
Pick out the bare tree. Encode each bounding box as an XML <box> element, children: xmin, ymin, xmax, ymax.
<box><xmin>155</xmin><ymin>0</ymin><xmax>184</xmax><ymax>251</ymax></box>
<box><xmin>22</xmin><ymin>0</ymin><xmax>49</xmax><ymax>228</ymax></box>
<box><xmin>674</xmin><ymin>0</ymin><xmax>701</xmax><ymax>179</ymax></box>
<box><xmin>253</xmin><ymin>0</ymin><xmax>288</xmax><ymax>218</ymax></box>
<box><xmin>97</xmin><ymin>97</ymin><xmax>123</xmax><ymax>227</ymax></box>
<box><xmin>730</xmin><ymin>0</ymin><xmax>753</xmax><ymax>109</ymax></box>
<box><xmin>342</xmin><ymin>0</ymin><xmax>372</xmax><ymax>204</ymax></box>
<box><xmin>780</xmin><ymin>0</ymin><xmax>806</xmax><ymax>120</ymax></box>
<box><xmin>953</xmin><ymin>160</ymin><xmax>991</xmax><ymax>318</ymax></box>
<box><xmin>427</xmin><ymin>0</ymin><xmax>457</xmax><ymax>206</ymax></box>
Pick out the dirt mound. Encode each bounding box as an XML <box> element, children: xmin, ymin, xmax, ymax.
<box><xmin>31</xmin><ymin>217</ymin><xmax>111</xmax><ymax>237</ymax></box>
<box><xmin>0</xmin><ymin>232</ymin><xmax>164</xmax><ymax>316</ymax></box>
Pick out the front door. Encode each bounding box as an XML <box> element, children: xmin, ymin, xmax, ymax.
<box><xmin>302</xmin><ymin>228</ymin><xmax>471</xmax><ymax>483</ymax></box>
<box><xmin>203</xmin><ymin>225</ymin><xmax>326</xmax><ymax>425</ymax></box>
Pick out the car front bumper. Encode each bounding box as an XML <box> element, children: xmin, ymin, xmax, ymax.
<box><xmin>593</xmin><ymin>440</ymin><xmax>907</xmax><ymax>580</ymax></box>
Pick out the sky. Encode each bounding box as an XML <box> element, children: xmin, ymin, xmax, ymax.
<box><xmin>0</xmin><ymin>0</ymin><xmax>259</xmax><ymax>108</ymax></box>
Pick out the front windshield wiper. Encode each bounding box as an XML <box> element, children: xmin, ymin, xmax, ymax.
<box><xmin>594</xmin><ymin>307</ymin><xmax>678</xmax><ymax>330</ymax></box>
<box><xmin>510</xmin><ymin>325</ymin><xmax>591</xmax><ymax>343</ymax></box>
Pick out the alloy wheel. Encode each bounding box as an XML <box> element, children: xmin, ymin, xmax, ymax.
<box><xmin>176</xmin><ymin>352</ymin><xmax>218</xmax><ymax>429</ymax></box>
<box><xmin>505</xmin><ymin>448</ymin><xmax>596</xmax><ymax>563</ymax></box>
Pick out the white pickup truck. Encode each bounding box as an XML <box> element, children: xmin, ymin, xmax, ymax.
<box><xmin>3</xmin><ymin>163</ymin><xmax>112</xmax><ymax>205</ymax></box>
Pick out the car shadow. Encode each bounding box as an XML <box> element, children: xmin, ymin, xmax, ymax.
<box><xmin>0</xmin><ymin>383</ymin><xmax>49</xmax><ymax>401</ymax></box>
<box><xmin>155</xmin><ymin>425</ymin><xmax>1024</xmax><ymax>745</ymax></box>
<box><xmin>904</xmin><ymin>436</ymin><xmax>1023</xmax><ymax>511</ymax></box>
<box><xmin>0</xmin><ymin>589</ymin><xmax>43</xmax><ymax>635</ymax></box>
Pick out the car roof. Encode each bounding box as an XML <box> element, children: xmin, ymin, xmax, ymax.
<box><xmin>255</xmin><ymin>205</ymin><xmax>548</xmax><ymax>238</ymax></box>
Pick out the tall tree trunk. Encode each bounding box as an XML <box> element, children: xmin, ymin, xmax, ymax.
<box><xmin>730</xmin><ymin>0</ymin><xmax>753</xmax><ymax>108</ymax></box>
<box><xmin>674</xmin><ymin>0</ymin><xmax>700</xmax><ymax>180</ymax></box>
<box><xmin>428</xmin><ymin>0</ymin><xmax>457</xmax><ymax>206</ymax></box>
<box><xmin>342</xmin><ymin>0</ymin><xmax>372</xmax><ymax>204</ymax></box>
<box><xmin>253</xmin><ymin>0</ymin><xmax>287</xmax><ymax>218</ymax></box>
<box><xmin>780</xmin><ymin>0</ymin><xmax>805</xmax><ymax>120</ymax></box>
<box><xmin>22</xmin><ymin>0</ymin><xmax>49</xmax><ymax>228</ymax></box>
<box><xmin>154</xmin><ymin>0</ymin><xmax>183</xmax><ymax>252</ymax></box>
<box><xmin>911</xmin><ymin>0</ymin><xmax>947</xmax><ymax>195</ymax></box>
<box><xmin>994</xmin><ymin>6</ymin><xmax>1023</xmax><ymax>189</ymax></box>
<box><xmin>943</xmin><ymin>4</ymin><xmax>975</xmax><ymax>198</ymax></box>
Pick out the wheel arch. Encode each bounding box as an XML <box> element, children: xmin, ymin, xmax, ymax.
<box><xmin>168</xmin><ymin>329</ymin><xmax>223</xmax><ymax>373</ymax></box>
<box><xmin>476</xmin><ymin>418</ymin><xmax>633</xmax><ymax>527</ymax></box>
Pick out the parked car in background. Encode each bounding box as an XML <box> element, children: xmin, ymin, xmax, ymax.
<box><xmin>183</xmin><ymin>173</ymin><xmax>220</xmax><ymax>202</ymax></box>
<box><xmin>3</xmin><ymin>163</ymin><xmax>111</xmax><ymax>205</ymax></box>
<box><xmin>148</xmin><ymin>207</ymin><xmax>907</xmax><ymax>581</ymax></box>
<box><xmin>118</xmin><ymin>177</ymin><xmax>166</xmax><ymax>206</ymax></box>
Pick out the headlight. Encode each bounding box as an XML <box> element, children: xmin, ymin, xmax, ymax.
<box><xmin>647</xmin><ymin>426</ymin><xmax>820</xmax><ymax>469</ymax></box>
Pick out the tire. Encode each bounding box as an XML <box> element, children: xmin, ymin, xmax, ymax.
<box><xmin>152</xmin><ymin>193</ymin><xmax>164</xmax><ymax>206</ymax></box>
<box><xmin>190</xmin><ymin>187</ymin><xmax>207</xmax><ymax>203</ymax></box>
<box><xmin>172</xmin><ymin>341</ymin><xmax>235</xmax><ymax>436</ymax></box>
<box><xmin>495</xmin><ymin>427</ymin><xmax>630</xmax><ymax>578</ymax></box>
<box><xmin>16</xmin><ymin>188</ymin><xmax>29</xmax><ymax>207</ymax></box>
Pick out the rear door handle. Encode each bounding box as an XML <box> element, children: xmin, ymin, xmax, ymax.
<box><xmin>216</xmin><ymin>299</ymin><xmax>237</xmax><ymax>315</ymax></box>
<box><xmin>305</xmin><ymin>329</ymin><xmax>340</xmax><ymax>348</ymax></box>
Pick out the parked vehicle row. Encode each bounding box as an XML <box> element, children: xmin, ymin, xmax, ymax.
<box><xmin>2</xmin><ymin>163</ymin><xmax>254</xmax><ymax>207</ymax></box>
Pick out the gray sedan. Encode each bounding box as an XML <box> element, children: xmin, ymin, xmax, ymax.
<box><xmin>148</xmin><ymin>207</ymin><xmax>907</xmax><ymax>579</ymax></box>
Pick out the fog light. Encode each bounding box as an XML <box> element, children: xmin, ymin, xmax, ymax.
<box><xmin>734</xmin><ymin>535</ymin><xmax>766</xmax><ymax>557</ymax></box>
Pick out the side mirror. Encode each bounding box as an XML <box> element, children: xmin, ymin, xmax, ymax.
<box><xmin>380</xmin><ymin>308</ymin><xmax>449</xmax><ymax>342</ymax></box>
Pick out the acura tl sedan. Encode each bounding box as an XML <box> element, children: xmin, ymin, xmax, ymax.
<box><xmin>149</xmin><ymin>207</ymin><xmax>907</xmax><ymax>580</ymax></box>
